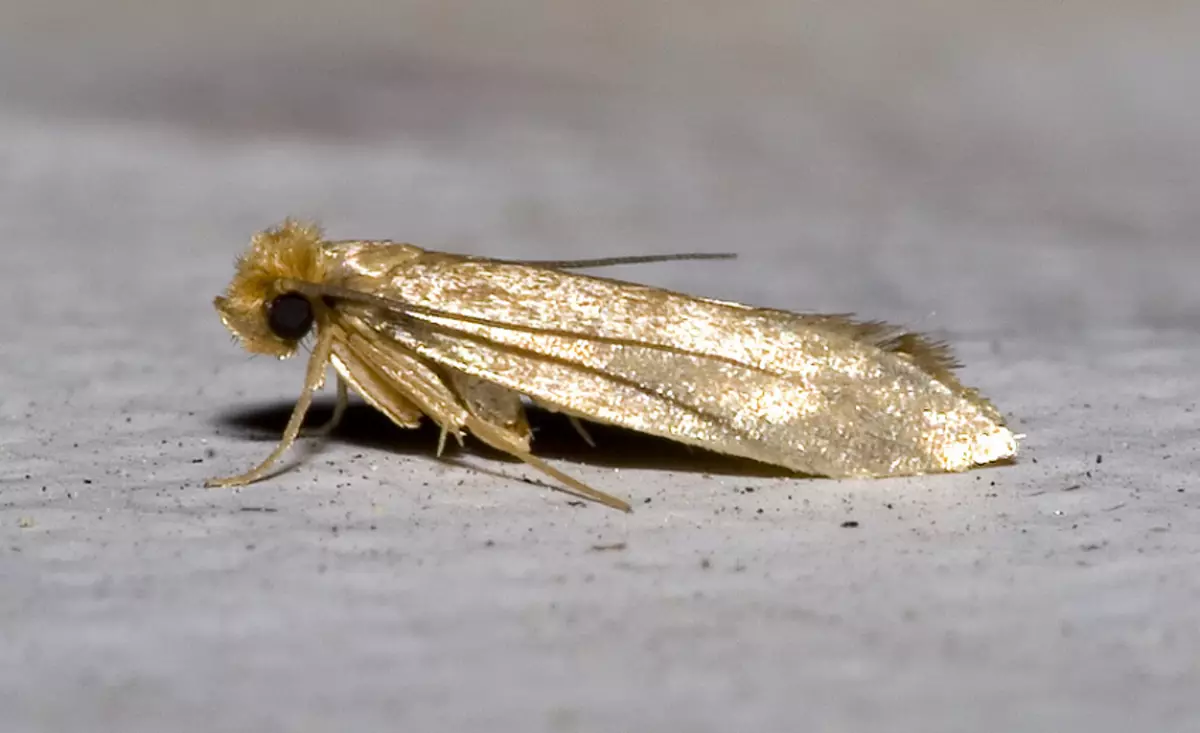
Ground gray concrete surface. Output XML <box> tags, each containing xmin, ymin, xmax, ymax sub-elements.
<box><xmin>2</xmin><ymin>2</ymin><xmax>1198</xmax><ymax>731</ymax></box>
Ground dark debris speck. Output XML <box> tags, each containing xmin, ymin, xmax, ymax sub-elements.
<box><xmin>589</xmin><ymin>542</ymin><xmax>627</xmax><ymax>552</ymax></box>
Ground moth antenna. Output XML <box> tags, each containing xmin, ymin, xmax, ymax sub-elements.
<box><xmin>513</xmin><ymin>253</ymin><xmax>736</xmax><ymax>269</ymax></box>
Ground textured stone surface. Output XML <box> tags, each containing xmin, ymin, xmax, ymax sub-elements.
<box><xmin>2</xmin><ymin>2</ymin><xmax>1198</xmax><ymax>731</ymax></box>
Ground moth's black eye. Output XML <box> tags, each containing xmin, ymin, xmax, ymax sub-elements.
<box><xmin>266</xmin><ymin>292</ymin><xmax>314</xmax><ymax>340</ymax></box>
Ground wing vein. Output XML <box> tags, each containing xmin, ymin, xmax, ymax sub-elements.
<box><xmin>307</xmin><ymin>283</ymin><xmax>797</xmax><ymax>380</ymax></box>
<box><xmin>395</xmin><ymin>314</ymin><xmax>744</xmax><ymax>435</ymax></box>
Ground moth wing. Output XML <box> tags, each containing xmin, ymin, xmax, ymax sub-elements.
<box><xmin>336</xmin><ymin>249</ymin><xmax>996</xmax><ymax>415</ymax></box>
<box><xmin>328</xmin><ymin>248</ymin><xmax>1015</xmax><ymax>476</ymax></box>
<box><xmin>420</xmin><ymin>316</ymin><xmax>1013</xmax><ymax>476</ymax></box>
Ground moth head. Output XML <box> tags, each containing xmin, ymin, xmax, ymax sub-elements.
<box><xmin>214</xmin><ymin>219</ymin><xmax>330</xmax><ymax>358</ymax></box>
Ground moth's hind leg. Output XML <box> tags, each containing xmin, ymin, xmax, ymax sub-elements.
<box><xmin>464</xmin><ymin>416</ymin><xmax>632</xmax><ymax>512</ymax></box>
<box><xmin>529</xmin><ymin>398</ymin><xmax>596</xmax><ymax>447</ymax></box>
<box><xmin>443</xmin><ymin>376</ymin><xmax>625</xmax><ymax>510</ymax></box>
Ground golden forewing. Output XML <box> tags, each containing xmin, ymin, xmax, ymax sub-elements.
<box><xmin>323</xmin><ymin>242</ymin><xmax>1015</xmax><ymax>476</ymax></box>
<box><xmin>330</xmin><ymin>241</ymin><xmax>992</xmax><ymax>400</ymax></box>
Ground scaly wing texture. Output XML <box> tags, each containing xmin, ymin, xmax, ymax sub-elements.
<box><xmin>324</xmin><ymin>241</ymin><xmax>1016</xmax><ymax>477</ymax></box>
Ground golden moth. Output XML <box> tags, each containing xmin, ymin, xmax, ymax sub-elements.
<box><xmin>210</xmin><ymin>220</ymin><xmax>1017</xmax><ymax>511</ymax></box>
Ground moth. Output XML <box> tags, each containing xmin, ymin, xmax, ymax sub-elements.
<box><xmin>210</xmin><ymin>220</ymin><xmax>1017</xmax><ymax>511</ymax></box>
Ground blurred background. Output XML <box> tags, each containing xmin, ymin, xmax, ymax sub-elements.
<box><xmin>2</xmin><ymin>1</ymin><xmax>1198</xmax><ymax>337</ymax></box>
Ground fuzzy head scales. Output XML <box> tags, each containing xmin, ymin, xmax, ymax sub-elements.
<box><xmin>214</xmin><ymin>220</ymin><xmax>329</xmax><ymax>357</ymax></box>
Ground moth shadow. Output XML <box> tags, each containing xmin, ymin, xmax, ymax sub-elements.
<box><xmin>214</xmin><ymin>398</ymin><xmax>795</xmax><ymax>478</ymax></box>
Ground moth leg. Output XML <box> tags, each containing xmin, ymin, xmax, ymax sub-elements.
<box><xmin>444</xmin><ymin>371</ymin><xmax>530</xmax><ymax>447</ymax></box>
<box><xmin>442</xmin><ymin>373</ymin><xmax>621</xmax><ymax>508</ymax></box>
<box><xmin>339</xmin><ymin>319</ymin><xmax>628</xmax><ymax>510</ymax></box>
<box><xmin>207</xmin><ymin>328</ymin><xmax>334</xmax><ymax>488</ymax></box>
<box><xmin>528</xmin><ymin>397</ymin><xmax>593</xmax><ymax>447</ymax></box>
<box><xmin>330</xmin><ymin>344</ymin><xmax>425</xmax><ymax>430</ymax></box>
<box><xmin>567</xmin><ymin>416</ymin><xmax>596</xmax><ymax>448</ymax></box>
<box><xmin>301</xmin><ymin>374</ymin><xmax>349</xmax><ymax>438</ymax></box>
<box><xmin>464</xmin><ymin>416</ymin><xmax>632</xmax><ymax>512</ymax></box>
<box><xmin>436</xmin><ymin>424</ymin><xmax>464</xmax><ymax>457</ymax></box>
<box><xmin>344</xmin><ymin>331</ymin><xmax>469</xmax><ymax>444</ymax></box>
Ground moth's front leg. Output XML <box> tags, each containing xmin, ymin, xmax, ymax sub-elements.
<box><xmin>206</xmin><ymin>327</ymin><xmax>337</xmax><ymax>488</ymax></box>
